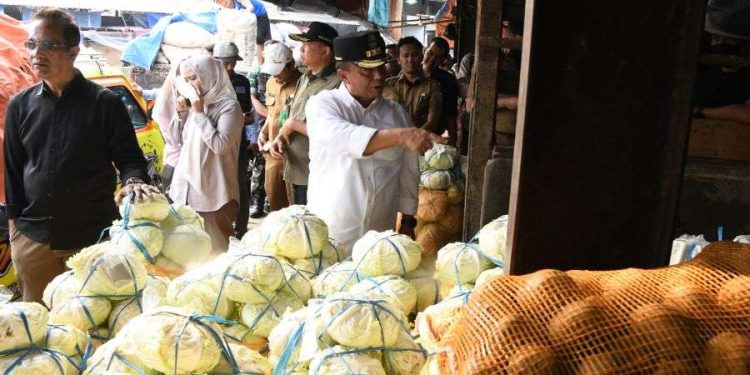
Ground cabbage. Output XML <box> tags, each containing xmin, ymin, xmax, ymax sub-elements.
<box><xmin>261</xmin><ymin>205</ymin><xmax>328</xmax><ymax>260</ymax></box>
<box><xmin>44</xmin><ymin>324</ymin><xmax>91</xmax><ymax>358</ymax></box>
<box><xmin>161</xmin><ymin>224</ymin><xmax>212</xmax><ymax>268</ymax></box>
<box><xmin>352</xmin><ymin>231</ymin><xmax>422</xmax><ymax>277</ymax></box>
<box><xmin>268</xmin><ymin>306</ymin><xmax>334</xmax><ymax>371</ymax></box>
<box><xmin>43</xmin><ymin>271</ymin><xmax>82</xmax><ymax>310</ymax></box>
<box><xmin>293</xmin><ymin>255</ymin><xmax>330</xmax><ymax>279</ymax></box>
<box><xmin>108</xmin><ymin>297</ymin><xmax>144</xmax><ymax>336</ymax></box>
<box><xmin>382</xmin><ymin>331</ymin><xmax>426</xmax><ymax>375</ymax></box>
<box><xmin>70</xmin><ymin>244</ymin><xmax>147</xmax><ymax>300</ymax></box>
<box><xmin>213</xmin><ymin>343</ymin><xmax>272</xmax><ymax>374</ymax></box>
<box><xmin>349</xmin><ymin>275</ymin><xmax>417</xmax><ymax>315</ymax></box>
<box><xmin>109</xmin><ymin>219</ymin><xmax>164</xmax><ymax>262</ymax></box>
<box><xmin>240</xmin><ymin>295</ymin><xmax>304</xmax><ymax>338</ymax></box>
<box><xmin>0</xmin><ymin>349</ymin><xmax>79</xmax><ymax>375</ymax></box>
<box><xmin>153</xmin><ymin>255</ymin><xmax>184</xmax><ymax>274</ymax></box>
<box><xmin>477</xmin><ymin>215</ymin><xmax>508</xmax><ymax>265</ymax></box>
<box><xmin>141</xmin><ymin>275</ymin><xmax>170</xmax><ymax>312</ymax></box>
<box><xmin>407</xmin><ymin>267</ymin><xmax>439</xmax><ymax>313</ymax></box>
<box><xmin>119</xmin><ymin>309</ymin><xmax>223</xmax><ymax>374</ymax></box>
<box><xmin>278</xmin><ymin>261</ymin><xmax>313</xmax><ymax>303</ymax></box>
<box><xmin>320</xmin><ymin>294</ymin><xmax>407</xmax><ymax>348</ymax></box>
<box><xmin>238</xmin><ymin>227</ymin><xmax>271</xmax><ymax>252</ymax></box>
<box><xmin>423</xmin><ymin>144</ymin><xmax>457</xmax><ymax>170</ymax></box>
<box><xmin>309</xmin><ymin>345</ymin><xmax>386</xmax><ymax>375</ymax></box>
<box><xmin>420</xmin><ymin>170</ymin><xmax>452</xmax><ymax>190</ymax></box>
<box><xmin>166</xmin><ymin>276</ymin><xmax>234</xmax><ymax>317</ymax></box>
<box><xmin>119</xmin><ymin>193</ymin><xmax>170</xmax><ymax>222</ymax></box>
<box><xmin>312</xmin><ymin>261</ymin><xmax>365</xmax><ymax>297</ymax></box>
<box><xmin>223</xmin><ymin>323</ymin><xmax>266</xmax><ymax>348</ymax></box>
<box><xmin>160</xmin><ymin>203</ymin><xmax>204</xmax><ymax>230</ymax></box>
<box><xmin>435</xmin><ymin>242</ymin><xmax>493</xmax><ymax>285</ymax></box>
<box><xmin>49</xmin><ymin>296</ymin><xmax>111</xmax><ymax>331</ymax></box>
<box><xmin>322</xmin><ymin>238</ymin><xmax>347</xmax><ymax>264</ymax></box>
<box><xmin>441</xmin><ymin>283</ymin><xmax>474</xmax><ymax>301</ymax></box>
<box><xmin>84</xmin><ymin>338</ymin><xmax>157</xmax><ymax>375</ymax></box>
<box><xmin>475</xmin><ymin>267</ymin><xmax>505</xmax><ymax>288</ymax></box>
<box><xmin>224</xmin><ymin>252</ymin><xmax>284</xmax><ymax>304</ymax></box>
<box><xmin>0</xmin><ymin>302</ymin><xmax>48</xmax><ymax>352</ymax></box>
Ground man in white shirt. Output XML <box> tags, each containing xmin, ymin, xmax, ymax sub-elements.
<box><xmin>306</xmin><ymin>30</ymin><xmax>445</xmax><ymax>251</ymax></box>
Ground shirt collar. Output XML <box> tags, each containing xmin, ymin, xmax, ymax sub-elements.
<box><xmin>307</xmin><ymin>61</ymin><xmax>337</xmax><ymax>81</ymax></box>
<box><xmin>36</xmin><ymin>69</ymin><xmax>85</xmax><ymax>97</ymax></box>
<box><xmin>396</xmin><ymin>71</ymin><xmax>426</xmax><ymax>85</ymax></box>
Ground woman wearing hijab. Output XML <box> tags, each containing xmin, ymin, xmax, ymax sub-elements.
<box><xmin>152</xmin><ymin>61</ymin><xmax>189</xmax><ymax>193</ymax></box>
<box><xmin>168</xmin><ymin>56</ymin><xmax>244</xmax><ymax>252</ymax></box>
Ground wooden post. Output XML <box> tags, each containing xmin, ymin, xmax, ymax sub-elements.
<box><xmin>462</xmin><ymin>0</ymin><xmax>504</xmax><ymax>240</ymax></box>
<box><xmin>506</xmin><ymin>0</ymin><xmax>706</xmax><ymax>274</ymax></box>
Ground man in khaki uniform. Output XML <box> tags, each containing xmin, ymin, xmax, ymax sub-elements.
<box><xmin>383</xmin><ymin>37</ymin><xmax>443</xmax><ymax>134</ymax></box>
<box><xmin>269</xmin><ymin>22</ymin><xmax>340</xmax><ymax>205</ymax></box>
<box><xmin>255</xmin><ymin>42</ymin><xmax>302</xmax><ymax>211</ymax></box>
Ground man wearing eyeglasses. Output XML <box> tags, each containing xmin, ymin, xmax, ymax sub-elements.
<box><xmin>305</xmin><ymin>30</ymin><xmax>446</xmax><ymax>252</ymax></box>
<box><xmin>3</xmin><ymin>8</ymin><xmax>156</xmax><ymax>303</ymax></box>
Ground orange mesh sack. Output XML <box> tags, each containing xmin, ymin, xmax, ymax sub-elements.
<box><xmin>429</xmin><ymin>241</ymin><xmax>750</xmax><ymax>375</ymax></box>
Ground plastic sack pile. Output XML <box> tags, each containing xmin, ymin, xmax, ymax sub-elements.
<box><xmin>423</xmin><ymin>241</ymin><xmax>750</xmax><ymax>375</ymax></box>
<box><xmin>414</xmin><ymin>144</ymin><xmax>464</xmax><ymax>255</ymax></box>
<box><xmin>0</xmin><ymin>302</ymin><xmax>93</xmax><ymax>374</ymax></box>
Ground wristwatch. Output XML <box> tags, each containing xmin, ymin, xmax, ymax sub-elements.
<box><xmin>401</xmin><ymin>216</ymin><xmax>417</xmax><ymax>228</ymax></box>
<box><xmin>124</xmin><ymin>177</ymin><xmax>144</xmax><ymax>186</ymax></box>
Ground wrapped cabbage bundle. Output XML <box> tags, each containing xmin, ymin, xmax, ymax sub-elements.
<box><xmin>238</xmin><ymin>228</ymin><xmax>270</xmax><ymax>252</ymax></box>
<box><xmin>0</xmin><ymin>302</ymin><xmax>48</xmax><ymax>352</ymax></box>
<box><xmin>223</xmin><ymin>323</ymin><xmax>267</xmax><ymax>350</ymax></box>
<box><xmin>223</xmin><ymin>252</ymin><xmax>285</xmax><ymax>304</ymax></box>
<box><xmin>45</xmin><ymin>324</ymin><xmax>91</xmax><ymax>358</ymax></box>
<box><xmin>477</xmin><ymin>215</ymin><xmax>508</xmax><ymax>265</ymax></box>
<box><xmin>49</xmin><ymin>296</ymin><xmax>111</xmax><ymax>331</ymax></box>
<box><xmin>352</xmin><ymin>231</ymin><xmax>422</xmax><ymax>277</ymax></box>
<box><xmin>420</xmin><ymin>170</ymin><xmax>452</xmax><ymax>190</ymax></box>
<box><xmin>160</xmin><ymin>203</ymin><xmax>204</xmax><ymax>230</ymax></box>
<box><xmin>43</xmin><ymin>271</ymin><xmax>82</xmax><ymax>310</ymax></box>
<box><xmin>309</xmin><ymin>345</ymin><xmax>386</xmax><ymax>375</ymax></box>
<box><xmin>293</xmin><ymin>255</ymin><xmax>330</xmax><ymax>279</ymax></box>
<box><xmin>422</xmin><ymin>143</ymin><xmax>457</xmax><ymax>171</ymax></box>
<box><xmin>435</xmin><ymin>242</ymin><xmax>493</xmax><ymax>286</ymax></box>
<box><xmin>349</xmin><ymin>275</ymin><xmax>417</xmax><ymax>315</ymax></box>
<box><xmin>319</xmin><ymin>294</ymin><xmax>407</xmax><ymax>349</ymax></box>
<box><xmin>475</xmin><ymin>267</ymin><xmax>505</xmax><ymax>287</ymax></box>
<box><xmin>382</xmin><ymin>331</ymin><xmax>427</xmax><ymax>375</ymax></box>
<box><xmin>68</xmin><ymin>244</ymin><xmax>147</xmax><ymax>299</ymax></box>
<box><xmin>118</xmin><ymin>193</ymin><xmax>170</xmax><ymax>222</ymax></box>
<box><xmin>161</xmin><ymin>224</ymin><xmax>212</xmax><ymax>268</ymax></box>
<box><xmin>166</xmin><ymin>275</ymin><xmax>234</xmax><ymax>318</ymax></box>
<box><xmin>312</xmin><ymin>261</ymin><xmax>364</xmax><ymax>297</ymax></box>
<box><xmin>408</xmin><ymin>266</ymin><xmax>440</xmax><ymax>313</ymax></box>
<box><xmin>268</xmin><ymin>305</ymin><xmax>334</xmax><ymax>372</ymax></box>
<box><xmin>118</xmin><ymin>309</ymin><xmax>224</xmax><ymax>374</ymax></box>
<box><xmin>212</xmin><ymin>343</ymin><xmax>272</xmax><ymax>374</ymax></box>
<box><xmin>261</xmin><ymin>205</ymin><xmax>328</xmax><ymax>260</ymax></box>
<box><xmin>84</xmin><ymin>338</ymin><xmax>157</xmax><ymax>375</ymax></box>
<box><xmin>278</xmin><ymin>260</ymin><xmax>313</xmax><ymax>303</ymax></box>
<box><xmin>240</xmin><ymin>295</ymin><xmax>305</xmax><ymax>338</ymax></box>
<box><xmin>109</xmin><ymin>219</ymin><xmax>163</xmax><ymax>262</ymax></box>
<box><xmin>0</xmin><ymin>349</ymin><xmax>79</xmax><ymax>375</ymax></box>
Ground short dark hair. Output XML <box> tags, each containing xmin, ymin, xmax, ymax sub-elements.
<box><xmin>33</xmin><ymin>8</ymin><xmax>80</xmax><ymax>47</ymax></box>
<box><xmin>430</xmin><ymin>36</ymin><xmax>450</xmax><ymax>53</ymax></box>
<box><xmin>397</xmin><ymin>37</ymin><xmax>423</xmax><ymax>54</ymax></box>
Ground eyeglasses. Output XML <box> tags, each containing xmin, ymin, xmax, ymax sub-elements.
<box><xmin>24</xmin><ymin>39</ymin><xmax>74</xmax><ymax>52</ymax></box>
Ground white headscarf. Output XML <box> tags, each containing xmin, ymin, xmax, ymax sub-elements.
<box><xmin>177</xmin><ymin>56</ymin><xmax>237</xmax><ymax>107</ymax></box>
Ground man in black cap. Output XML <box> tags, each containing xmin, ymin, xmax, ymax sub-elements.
<box><xmin>304</xmin><ymin>30</ymin><xmax>445</xmax><ymax>252</ymax></box>
<box><xmin>269</xmin><ymin>22</ymin><xmax>340</xmax><ymax>206</ymax></box>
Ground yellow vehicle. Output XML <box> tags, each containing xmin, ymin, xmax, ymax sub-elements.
<box><xmin>76</xmin><ymin>52</ymin><xmax>166</xmax><ymax>189</ymax></box>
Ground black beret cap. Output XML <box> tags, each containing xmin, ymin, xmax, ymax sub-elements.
<box><xmin>333</xmin><ymin>30</ymin><xmax>389</xmax><ymax>69</ymax></box>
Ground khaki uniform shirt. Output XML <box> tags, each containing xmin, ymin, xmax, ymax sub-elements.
<box><xmin>284</xmin><ymin>63</ymin><xmax>341</xmax><ymax>185</ymax></box>
<box><xmin>383</xmin><ymin>73</ymin><xmax>443</xmax><ymax>134</ymax></box>
<box><xmin>261</xmin><ymin>69</ymin><xmax>302</xmax><ymax>140</ymax></box>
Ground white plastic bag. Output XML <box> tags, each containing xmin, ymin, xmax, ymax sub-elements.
<box><xmin>669</xmin><ymin>234</ymin><xmax>710</xmax><ymax>265</ymax></box>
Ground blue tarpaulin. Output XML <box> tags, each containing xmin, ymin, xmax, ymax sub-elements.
<box><xmin>121</xmin><ymin>10</ymin><xmax>218</xmax><ymax>69</ymax></box>
<box><xmin>367</xmin><ymin>0</ymin><xmax>389</xmax><ymax>27</ymax></box>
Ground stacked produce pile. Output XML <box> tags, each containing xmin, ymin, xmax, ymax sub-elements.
<box><xmin>415</xmin><ymin>144</ymin><xmax>464</xmax><ymax>255</ymax></box>
<box><xmin>0</xmin><ymin>302</ymin><xmax>93</xmax><ymax>374</ymax></box>
<box><xmin>431</xmin><ymin>241</ymin><xmax>750</xmax><ymax>375</ymax></box>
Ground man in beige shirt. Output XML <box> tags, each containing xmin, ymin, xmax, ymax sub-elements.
<box><xmin>255</xmin><ymin>42</ymin><xmax>302</xmax><ymax>211</ymax></box>
<box><xmin>269</xmin><ymin>22</ymin><xmax>340</xmax><ymax>205</ymax></box>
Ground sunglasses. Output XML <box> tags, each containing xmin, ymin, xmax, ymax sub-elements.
<box><xmin>24</xmin><ymin>39</ymin><xmax>74</xmax><ymax>52</ymax></box>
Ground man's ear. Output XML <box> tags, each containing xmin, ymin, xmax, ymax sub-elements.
<box><xmin>69</xmin><ymin>45</ymin><xmax>80</xmax><ymax>62</ymax></box>
<box><xmin>336</xmin><ymin>68</ymin><xmax>348</xmax><ymax>84</ymax></box>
